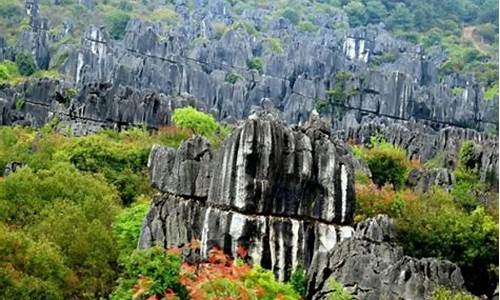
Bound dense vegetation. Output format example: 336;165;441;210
353;137;499;296
0;108;233;299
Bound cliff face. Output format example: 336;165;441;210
139;114;466;298
139;113;356;281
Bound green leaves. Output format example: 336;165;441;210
172;106;218;138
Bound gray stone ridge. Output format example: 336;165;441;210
139;114;465;299
307;215;466;300
139;113;356;281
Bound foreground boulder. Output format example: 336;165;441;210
307;215;465;300
139;113;356;281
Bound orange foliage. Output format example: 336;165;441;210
355;182;417;222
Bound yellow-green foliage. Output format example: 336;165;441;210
432;287;478;300
328;278;353;300
213;21;229;39
172;106;219;138
484;82;499;100
0;223;72;300
357;136;409;189
148;7;177;26
264;37;284;54
0;124;203;299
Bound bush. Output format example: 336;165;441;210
484;83;499;100
397;188;498;295
172;106;218;138
298;20;318;32
282;8;300;25
355;182;416;222
452;87;464;97
149;7;177;26
180;247;300;300
62;134;152;205
328;278;353;300
225;71;243;84
247;57;264;72
289;266;306;296
105;11;130;40
264;37;284;54
364;136;408;189
0;224;72;300
432;287;477;300
113;197;150;264
111;246;186;300
15;53;37;76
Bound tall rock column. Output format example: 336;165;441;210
139;113;356;281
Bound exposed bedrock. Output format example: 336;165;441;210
307;215;465;300
340;115;498;183
139;115;466;298
139;113;356;281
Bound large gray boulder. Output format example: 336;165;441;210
140;113;356;281
307;215;466;300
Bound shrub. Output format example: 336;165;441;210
111;246;186;300
113;197;150;264
225;71;243;84
15;53;37;76
212;21;229;39
484;83;499;100
298;20;318;33
172;106;218;138
364;136;409;189
247;57;264;72
264;37;284;54
62;135;152;205
289;266;306;296
0;224;72;300
149;7;177;26
0;61;18;82
328;278;353;300
105;11;130;40
354;182;416;222
431;287;477;300
180;247;300;300
397;188;498;295
451;87;464;97
458;140;478;172
282;8;300;25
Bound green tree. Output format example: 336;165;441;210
105;11;130;40
172;106;218;137
364;136;408;189
365;0;387;24
111;246;186;300
113;198;150;264
15;53;37;76
387;3;413;31
344;1;367;27
0;224;72;300
282;8;300;25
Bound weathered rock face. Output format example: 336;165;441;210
406;168;455;192
139;114;356;281
307;215;465;300
340;115;498;184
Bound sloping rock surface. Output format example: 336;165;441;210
307;215;465;300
